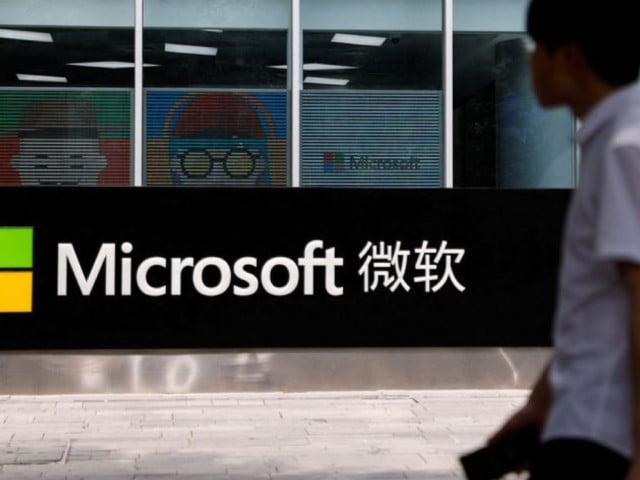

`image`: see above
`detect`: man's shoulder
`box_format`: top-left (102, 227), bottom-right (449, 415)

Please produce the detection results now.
top-left (606, 91), bottom-right (640, 149)
top-left (609, 109), bottom-right (640, 151)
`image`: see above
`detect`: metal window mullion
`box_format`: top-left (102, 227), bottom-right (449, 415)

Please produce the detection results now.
top-left (134, 0), bottom-right (144, 186)
top-left (290, 0), bottom-right (302, 187)
top-left (575, 117), bottom-right (581, 186)
top-left (442, 0), bottom-right (453, 188)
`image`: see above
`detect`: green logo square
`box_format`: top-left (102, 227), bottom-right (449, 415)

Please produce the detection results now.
top-left (0, 227), bottom-right (33, 269)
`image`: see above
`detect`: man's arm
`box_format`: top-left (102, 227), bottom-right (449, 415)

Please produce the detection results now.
top-left (621, 262), bottom-right (640, 479)
top-left (489, 362), bottom-right (552, 444)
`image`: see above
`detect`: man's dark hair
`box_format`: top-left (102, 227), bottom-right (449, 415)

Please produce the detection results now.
top-left (527, 0), bottom-right (640, 85)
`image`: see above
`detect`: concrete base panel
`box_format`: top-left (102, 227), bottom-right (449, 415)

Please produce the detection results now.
top-left (0, 348), bottom-right (550, 394)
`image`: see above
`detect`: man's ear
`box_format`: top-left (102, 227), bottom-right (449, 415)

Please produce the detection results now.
top-left (559, 42), bottom-right (590, 75)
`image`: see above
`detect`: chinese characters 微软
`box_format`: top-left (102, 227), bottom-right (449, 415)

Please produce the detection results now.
top-left (358, 240), bottom-right (466, 294)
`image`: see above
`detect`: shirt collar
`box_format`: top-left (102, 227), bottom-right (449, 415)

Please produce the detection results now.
top-left (575, 84), bottom-right (640, 145)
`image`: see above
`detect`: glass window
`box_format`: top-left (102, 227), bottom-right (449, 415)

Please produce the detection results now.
top-left (0, 0), bottom-right (134, 186)
top-left (453, 0), bottom-right (576, 188)
top-left (143, 0), bottom-right (289, 187)
top-left (301, 0), bottom-right (443, 188)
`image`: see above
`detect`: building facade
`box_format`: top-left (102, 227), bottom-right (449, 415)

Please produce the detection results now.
top-left (0, 0), bottom-right (564, 393)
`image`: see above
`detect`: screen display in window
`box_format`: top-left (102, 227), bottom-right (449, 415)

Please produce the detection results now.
top-left (145, 91), bottom-right (287, 187)
top-left (0, 90), bottom-right (132, 186)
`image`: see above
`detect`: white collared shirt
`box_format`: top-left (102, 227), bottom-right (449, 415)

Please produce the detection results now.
top-left (543, 84), bottom-right (640, 458)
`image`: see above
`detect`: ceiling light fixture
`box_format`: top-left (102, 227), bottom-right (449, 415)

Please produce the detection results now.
top-left (304, 63), bottom-right (358, 71)
top-left (67, 61), bottom-right (159, 69)
top-left (304, 76), bottom-right (349, 86)
top-left (165, 43), bottom-right (218, 56)
top-left (267, 63), bottom-right (358, 71)
top-left (17, 73), bottom-right (67, 83)
top-left (0, 28), bottom-right (53, 43)
top-left (331, 33), bottom-right (386, 47)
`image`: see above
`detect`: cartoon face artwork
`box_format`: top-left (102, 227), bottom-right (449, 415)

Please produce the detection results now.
top-left (166, 93), bottom-right (273, 187)
top-left (9, 99), bottom-right (108, 186)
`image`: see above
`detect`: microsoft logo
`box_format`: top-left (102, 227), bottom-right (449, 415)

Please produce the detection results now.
top-left (0, 227), bottom-right (33, 313)
top-left (323, 152), bottom-right (345, 173)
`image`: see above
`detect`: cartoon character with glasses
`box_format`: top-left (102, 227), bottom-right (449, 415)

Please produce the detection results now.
top-left (164, 93), bottom-right (276, 187)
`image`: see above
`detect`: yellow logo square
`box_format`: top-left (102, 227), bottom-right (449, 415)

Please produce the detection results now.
top-left (0, 271), bottom-right (33, 313)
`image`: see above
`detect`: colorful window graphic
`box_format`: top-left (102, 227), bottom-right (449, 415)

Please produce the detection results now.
top-left (0, 227), bottom-right (33, 313)
top-left (146, 91), bottom-right (288, 187)
top-left (0, 89), bottom-right (132, 186)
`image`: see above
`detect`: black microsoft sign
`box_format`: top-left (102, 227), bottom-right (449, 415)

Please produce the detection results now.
top-left (0, 187), bottom-right (567, 349)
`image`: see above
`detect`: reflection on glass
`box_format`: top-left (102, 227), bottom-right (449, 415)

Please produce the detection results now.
top-left (303, 31), bottom-right (441, 90)
top-left (454, 33), bottom-right (575, 188)
top-left (144, 29), bottom-right (287, 89)
top-left (0, 27), bottom-right (135, 87)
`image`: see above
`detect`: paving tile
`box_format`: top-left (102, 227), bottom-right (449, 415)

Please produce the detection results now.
top-left (0, 453), bottom-right (17, 465)
top-left (8, 430), bottom-right (46, 443)
top-left (0, 390), bottom-right (527, 479)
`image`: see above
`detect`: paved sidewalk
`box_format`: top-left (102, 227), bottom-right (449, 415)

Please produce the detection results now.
top-left (0, 390), bottom-right (528, 480)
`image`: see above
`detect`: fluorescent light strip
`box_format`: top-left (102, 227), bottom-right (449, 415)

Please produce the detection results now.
top-left (304, 76), bottom-right (349, 86)
top-left (17, 73), bottom-right (67, 83)
top-left (267, 63), bottom-right (357, 71)
top-left (0, 28), bottom-right (53, 43)
top-left (305, 63), bottom-right (357, 71)
top-left (165, 43), bottom-right (218, 56)
top-left (202, 29), bottom-right (224, 33)
top-left (331, 33), bottom-right (386, 47)
top-left (67, 61), bottom-right (159, 69)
